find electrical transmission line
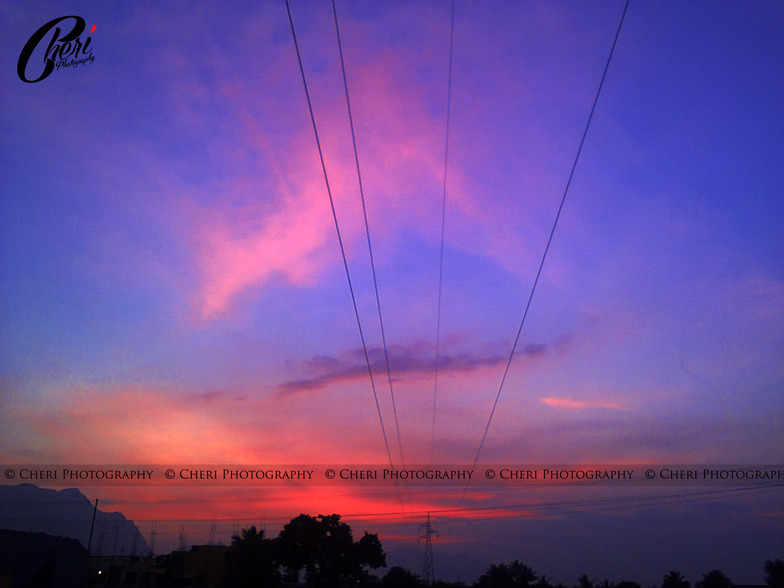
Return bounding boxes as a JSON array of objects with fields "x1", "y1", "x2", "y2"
[
  {"x1": 460, "y1": 0, "x2": 631, "y2": 505},
  {"x1": 432, "y1": 0, "x2": 457, "y2": 465},
  {"x1": 331, "y1": 0, "x2": 406, "y2": 467},
  {"x1": 284, "y1": 0, "x2": 400, "y2": 484}
]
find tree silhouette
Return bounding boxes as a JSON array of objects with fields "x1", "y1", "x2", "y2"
[
  {"x1": 765, "y1": 560, "x2": 784, "y2": 588},
  {"x1": 315, "y1": 514, "x2": 356, "y2": 585},
  {"x1": 277, "y1": 514, "x2": 322, "y2": 584},
  {"x1": 384, "y1": 566, "x2": 424, "y2": 588},
  {"x1": 276, "y1": 513, "x2": 385, "y2": 587},
  {"x1": 662, "y1": 571, "x2": 690, "y2": 588},
  {"x1": 696, "y1": 570, "x2": 732, "y2": 588},
  {"x1": 352, "y1": 531, "x2": 387, "y2": 582},
  {"x1": 474, "y1": 561, "x2": 538, "y2": 588},
  {"x1": 230, "y1": 526, "x2": 281, "y2": 587},
  {"x1": 434, "y1": 580, "x2": 469, "y2": 588},
  {"x1": 578, "y1": 574, "x2": 597, "y2": 588},
  {"x1": 536, "y1": 575, "x2": 554, "y2": 588}
]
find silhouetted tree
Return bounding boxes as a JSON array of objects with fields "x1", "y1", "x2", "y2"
[
  {"x1": 615, "y1": 581, "x2": 640, "y2": 588},
  {"x1": 474, "y1": 561, "x2": 538, "y2": 588},
  {"x1": 662, "y1": 571, "x2": 690, "y2": 588},
  {"x1": 578, "y1": 575, "x2": 597, "y2": 588},
  {"x1": 765, "y1": 560, "x2": 784, "y2": 588},
  {"x1": 276, "y1": 513, "x2": 385, "y2": 587},
  {"x1": 384, "y1": 566, "x2": 424, "y2": 588},
  {"x1": 277, "y1": 514, "x2": 322, "y2": 584},
  {"x1": 599, "y1": 580, "x2": 615, "y2": 588},
  {"x1": 230, "y1": 526, "x2": 281, "y2": 587},
  {"x1": 352, "y1": 531, "x2": 387, "y2": 583},
  {"x1": 696, "y1": 570, "x2": 732, "y2": 588},
  {"x1": 434, "y1": 580, "x2": 468, "y2": 588},
  {"x1": 316, "y1": 514, "x2": 356, "y2": 586}
]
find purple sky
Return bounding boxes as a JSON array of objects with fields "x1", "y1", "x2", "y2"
[{"x1": 1, "y1": 0, "x2": 783, "y2": 584}]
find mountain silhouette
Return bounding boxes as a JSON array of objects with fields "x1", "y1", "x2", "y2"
[{"x1": 0, "y1": 483, "x2": 149, "y2": 556}]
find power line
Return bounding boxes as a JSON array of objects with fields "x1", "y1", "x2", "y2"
[
  {"x1": 462, "y1": 0, "x2": 631, "y2": 503},
  {"x1": 331, "y1": 483, "x2": 782, "y2": 522},
  {"x1": 432, "y1": 0, "x2": 457, "y2": 465},
  {"x1": 331, "y1": 0, "x2": 406, "y2": 468},
  {"x1": 12, "y1": 484, "x2": 776, "y2": 529},
  {"x1": 284, "y1": 0, "x2": 398, "y2": 485}
]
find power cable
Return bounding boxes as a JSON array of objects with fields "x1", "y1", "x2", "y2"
[
  {"x1": 461, "y1": 0, "x2": 631, "y2": 505},
  {"x1": 331, "y1": 0, "x2": 406, "y2": 468},
  {"x1": 13, "y1": 483, "x2": 777, "y2": 528},
  {"x1": 431, "y1": 0, "x2": 457, "y2": 464},
  {"x1": 284, "y1": 0, "x2": 399, "y2": 498}
]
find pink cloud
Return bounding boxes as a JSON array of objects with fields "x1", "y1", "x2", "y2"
[
  {"x1": 179, "y1": 47, "x2": 456, "y2": 319},
  {"x1": 187, "y1": 188, "x2": 334, "y2": 320},
  {"x1": 539, "y1": 396, "x2": 625, "y2": 411},
  {"x1": 173, "y1": 17, "x2": 572, "y2": 321}
]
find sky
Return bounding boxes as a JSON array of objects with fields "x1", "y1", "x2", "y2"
[{"x1": 1, "y1": 0, "x2": 783, "y2": 584}]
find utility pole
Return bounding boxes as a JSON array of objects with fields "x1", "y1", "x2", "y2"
[
  {"x1": 418, "y1": 513, "x2": 438, "y2": 585},
  {"x1": 148, "y1": 521, "x2": 157, "y2": 557},
  {"x1": 81, "y1": 498, "x2": 99, "y2": 587},
  {"x1": 95, "y1": 523, "x2": 105, "y2": 556},
  {"x1": 208, "y1": 520, "x2": 217, "y2": 545},
  {"x1": 130, "y1": 529, "x2": 139, "y2": 557}
]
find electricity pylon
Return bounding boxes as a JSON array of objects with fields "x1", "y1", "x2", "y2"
[{"x1": 418, "y1": 513, "x2": 438, "y2": 585}]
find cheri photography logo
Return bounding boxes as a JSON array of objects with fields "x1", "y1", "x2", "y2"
[{"x1": 17, "y1": 15, "x2": 96, "y2": 83}]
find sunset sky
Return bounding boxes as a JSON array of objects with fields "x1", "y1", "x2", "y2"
[{"x1": 1, "y1": 0, "x2": 783, "y2": 584}]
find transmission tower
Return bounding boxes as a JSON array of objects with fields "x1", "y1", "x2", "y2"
[
  {"x1": 179, "y1": 525, "x2": 187, "y2": 551},
  {"x1": 418, "y1": 513, "x2": 438, "y2": 585}
]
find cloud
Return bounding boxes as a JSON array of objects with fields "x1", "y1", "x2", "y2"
[
  {"x1": 539, "y1": 396, "x2": 625, "y2": 411},
  {"x1": 177, "y1": 32, "x2": 460, "y2": 320},
  {"x1": 3, "y1": 376, "x2": 422, "y2": 465},
  {"x1": 188, "y1": 188, "x2": 334, "y2": 320},
  {"x1": 174, "y1": 7, "x2": 576, "y2": 321},
  {"x1": 277, "y1": 340, "x2": 553, "y2": 396},
  {"x1": 12, "y1": 386, "x2": 264, "y2": 463}
]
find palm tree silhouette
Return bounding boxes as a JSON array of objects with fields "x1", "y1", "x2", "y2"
[{"x1": 662, "y1": 571, "x2": 690, "y2": 588}]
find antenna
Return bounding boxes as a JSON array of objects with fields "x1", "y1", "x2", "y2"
[
  {"x1": 418, "y1": 513, "x2": 439, "y2": 585},
  {"x1": 179, "y1": 524, "x2": 187, "y2": 551}
]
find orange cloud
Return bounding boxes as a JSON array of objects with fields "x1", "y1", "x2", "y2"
[
  {"x1": 5, "y1": 378, "x2": 420, "y2": 466},
  {"x1": 12, "y1": 386, "x2": 263, "y2": 463}
]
